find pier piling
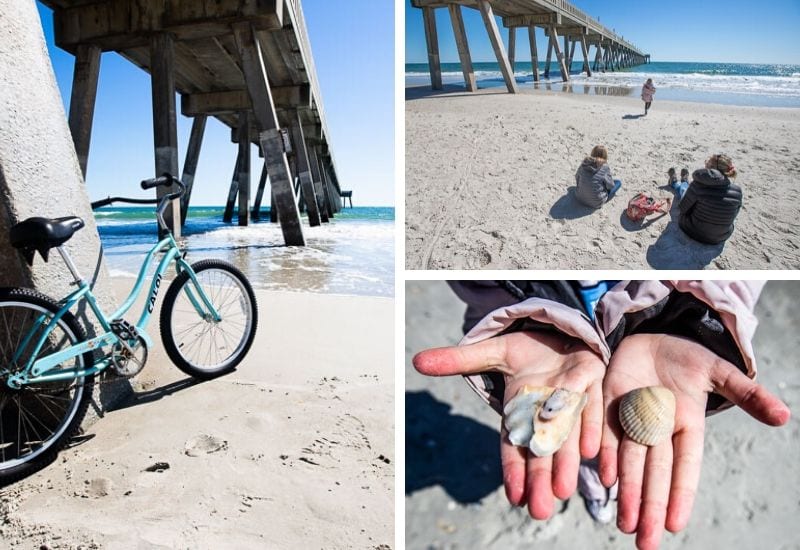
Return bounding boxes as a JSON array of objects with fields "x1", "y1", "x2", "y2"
[{"x1": 412, "y1": 0, "x2": 648, "y2": 91}]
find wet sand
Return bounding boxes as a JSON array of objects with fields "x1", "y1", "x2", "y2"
[
  {"x1": 405, "y1": 281, "x2": 799, "y2": 549},
  {"x1": 405, "y1": 87, "x2": 800, "y2": 269}
]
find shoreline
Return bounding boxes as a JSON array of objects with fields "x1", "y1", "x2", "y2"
[
  {"x1": 405, "y1": 87, "x2": 800, "y2": 270},
  {"x1": 0, "y1": 281, "x2": 394, "y2": 548}
]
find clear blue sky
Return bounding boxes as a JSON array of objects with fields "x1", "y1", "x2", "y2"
[
  {"x1": 406, "y1": 0, "x2": 800, "y2": 64},
  {"x1": 38, "y1": 0, "x2": 395, "y2": 206}
]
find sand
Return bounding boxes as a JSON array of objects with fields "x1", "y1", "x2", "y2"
[
  {"x1": 405, "y1": 280, "x2": 800, "y2": 549},
  {"x1": 405, "y1": 87, "x2": 800, "y2": 269},
  {"x1": 0, "y1": 280, "x2": 394, "y2": 549}
]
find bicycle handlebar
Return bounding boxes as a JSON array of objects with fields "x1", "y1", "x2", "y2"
[{"x1": 91, "y1": 174, "x2": 186, "y2": 234}]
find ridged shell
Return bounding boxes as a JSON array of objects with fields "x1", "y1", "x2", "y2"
[
  {"x1": 503, "y1": 385, "x2": 587, "y2": 457},
  {"x1": 618, "y1": 386, "x2": 676, "y2": 446}
]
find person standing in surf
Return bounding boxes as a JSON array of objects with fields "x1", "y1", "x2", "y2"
[{"x1": 641, "y1": 78, "x2": 656, "y2": 115}]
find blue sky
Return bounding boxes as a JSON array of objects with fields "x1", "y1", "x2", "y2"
[
  {"x1": 38, "y1": 0, "x2": 395, "y2": 206},
  {"x1": 406, "y1": 0, "x2": 800, "y2": 64}
]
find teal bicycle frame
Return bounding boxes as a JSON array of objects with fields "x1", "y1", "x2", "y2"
[{"x1": 5, "y1": 232, "x2": 222, "y2": 389}]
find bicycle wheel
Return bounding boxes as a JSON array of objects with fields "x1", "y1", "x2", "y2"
[
  {"x1": 0, "y1": 287, "x2": 94, "y2": 485},
  {"x1": 160, "y1": 259, "x2": 258, "y2": 379}
]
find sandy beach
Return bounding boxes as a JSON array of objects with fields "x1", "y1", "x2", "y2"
[
  {"x1": 0, "y1": 280, "x2": 394, "y2": 549},
  {"x1": 405, "y1": 87, "x2": 800, "y2": 269},
  {"x1": 405, "y1": 280, "x2": 800, "y2": 549}
]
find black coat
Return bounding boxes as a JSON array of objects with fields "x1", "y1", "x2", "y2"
[{"x1": 679, "y1": 169, "x2": 742, "y2": 244}]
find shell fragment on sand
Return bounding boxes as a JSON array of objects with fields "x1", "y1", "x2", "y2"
[
  {"x1": 618, "y1": 386, "x2": 676, "y2": 446},
  {"x1": 503, "y1": 385, "x2": 588, "y2": 457}
]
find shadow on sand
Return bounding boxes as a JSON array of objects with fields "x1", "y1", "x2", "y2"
[
  {"x1": 645, "y1": 201, "x2": 725, "y2": 268},
  {"x1": 406, "y1": 391, "x2": 501, "y2": 504},
  {"x1": 549, "y1": 187, "x2": 597, "y2": 220},
  {"x1": 110, "y1": 376, "x2": 203, "y2": 412},
  {"x1": 622, "y1": 114, "x2": 646, "y2": 120}
]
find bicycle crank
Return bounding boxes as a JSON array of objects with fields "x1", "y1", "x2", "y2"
[{"x1": 110, "y1": 319, "x2": 148, "y2": 377}]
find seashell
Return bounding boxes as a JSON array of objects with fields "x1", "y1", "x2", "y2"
[
  {"x1": 503, "y1": 385, "x2": 587, "y2": 457},
  {"x1": 618, "y1": 386, "x2": 676, "y2": 446}
]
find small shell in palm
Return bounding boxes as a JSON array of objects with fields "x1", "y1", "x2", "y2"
[
  {"x1": 618, "y1": 386, "x2": 676, "y2": 446},
  {"x1": 503, "y1": 385, "x2": 588, "y2": 457}
]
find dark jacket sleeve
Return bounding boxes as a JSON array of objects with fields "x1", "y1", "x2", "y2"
[
  {"x1": 679, "y1": 183, "x2": 698, "y2": 215},
  {"x1": 602, "y1": 165, "x2": 615, "y2": 191}
]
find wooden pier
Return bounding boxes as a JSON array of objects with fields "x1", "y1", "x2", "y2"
[
  {"x1": 40, "y1": 0, "x2": 343, "y2": 245},
  {"x1": 412, "y1": 0, "x2": 650, "y2": 93}
]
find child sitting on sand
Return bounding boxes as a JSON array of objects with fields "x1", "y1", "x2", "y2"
[
  {"x1": 575, "y1": 145, "x2": 621, "y2": 209},
  {"x1": 675, "y1": 154, "x2": 743, "y2": 244}
]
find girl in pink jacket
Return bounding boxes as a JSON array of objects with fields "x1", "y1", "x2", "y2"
[{"x1": 642, "y1": 78, "x2": 656, "y2": 115}]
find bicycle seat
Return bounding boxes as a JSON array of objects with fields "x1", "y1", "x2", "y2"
[{"x1": 9, "y1": 216, "x2": 85, "y2": 264}]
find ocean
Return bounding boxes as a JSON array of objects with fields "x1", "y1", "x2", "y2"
[
  {"x1": 96, "y1": 206, "x2": 394, "y2": 298},
  {"x1": 405, "y1": 61, "x2": 800, "y2": 108}
]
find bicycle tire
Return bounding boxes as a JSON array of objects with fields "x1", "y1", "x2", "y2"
[
  {"x1": 160, "y1": 260, "x2": 258, "y2": 379},
  {"x1": 0, "y1": 287, "x2": 94, "y2": 486}
]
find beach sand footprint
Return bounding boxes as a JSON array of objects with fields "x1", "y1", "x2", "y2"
[{"x1": 184, "y1": 434, "x2": 228, "y2": 457}]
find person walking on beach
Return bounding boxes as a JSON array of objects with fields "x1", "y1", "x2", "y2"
[
  {"x1": 641, "y1": 78, "x2": 656, "y2": 115},
  {"x1": 574, "y1": 145, "x2": 621, "y2": 209},
  {"x1": 676, "y1": 154, "x2": 743, "y2": 244}
]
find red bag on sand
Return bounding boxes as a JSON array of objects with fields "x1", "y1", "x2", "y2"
[{"x1": 626, "y1": 193, "x2": 671, "y2": 222}]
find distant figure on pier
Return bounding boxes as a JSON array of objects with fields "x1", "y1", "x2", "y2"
[
  {"x1": 574, "y1": 145, "x2": 622, "y2": 209},
  {"x1": 641, "y1": 78, "x2": 656, "y2": 115},
  {"x1": 676, "y1": 154, "x2": 743, "y2": 244}
]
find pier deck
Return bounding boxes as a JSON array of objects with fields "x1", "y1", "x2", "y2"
[{"x1": 40, "y1": 0, "x2": 343, "y2": 244}]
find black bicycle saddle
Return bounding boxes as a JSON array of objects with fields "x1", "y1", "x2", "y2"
[{"x1": 9, "y1": 216, "x2": 85, "y2": 264}]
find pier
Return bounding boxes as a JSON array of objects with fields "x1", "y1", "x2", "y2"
[
  {"x1": 412, "y1": 0, "x2": 650, "y2": 93},
  {"x1": 39, "y1": 0, "x2": 343, "y2": 245}
]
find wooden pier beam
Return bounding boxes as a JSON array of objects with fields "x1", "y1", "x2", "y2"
[
  {"x1": 547, "y1": 25, "x2": 569, "y2": 82},
  {"x1": 252, "y1": 163, "x2": 268, "y2": 219},
  {"x1": 448, "y1": 4, "x2": 476, "y2": 92},
  {"x1": 306, "y1": 143, "x2": 330, "y2": 222},
  {"x1": 233, "y1": 23, "x2": 304, "y2": 246},
  {"x1": 236, "y1": 111, "x2": 250, "y2": 226},
  {"x1": 579, "y1": 34, "x2": 592, "y2": 77},
  {"x1": 422, "y1": 7, "x2": 443, "y2": 90},
  {"x1": 68, "y1": 44, "x2": 101, "y2": 178},
  {"x1": 527, "y1": 26, "x2": 539, "y2": 82},
  {"x1": 567, "y1": 39, "x2": 576, "y2": 72},
  {"x1": 150, "y1": 33, "x2": 181, "y2": 238},
  {"x1": 289, "y1": 111, "x2": 321, "y2": 227},
  {"x1": 544, "y1": 38, "x2": 553, "y2": 78},
  {"x1": 593, "y1": 42, "x2": 602, "y2": 72},
  {"x1": 180, "y1": 114, "x2": 206, "y2": 226},
  {"x1": 316, "y1": 150, "x2": 335, "y2": 218},
  {"x1": 223, "y1": 152, "x2": 241, "y2": 223},
  {"x1": 477, "y1": 0, "x2": 518, "y2": 93},
  {"x1": 508, "y1": 27, "x2": 516, "y2": 73}
]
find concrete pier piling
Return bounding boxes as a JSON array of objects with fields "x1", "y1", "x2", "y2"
[
  {"x1": 39, "y1": 0, "x2": 343, "y2": 245},
  {"x1": 412, "y1": 0, "x2": 649, "y2": 92}
]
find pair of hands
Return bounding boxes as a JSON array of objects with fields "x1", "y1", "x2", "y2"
[{"x1": 413, "y1": 331, "x2": 790, "y2": 550}]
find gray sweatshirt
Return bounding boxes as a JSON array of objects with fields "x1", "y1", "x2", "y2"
[{"x1": 575, "y1": 158, "x2": 615, "y2": 209}]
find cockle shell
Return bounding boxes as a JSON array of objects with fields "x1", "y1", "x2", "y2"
[
  {"x1": 618, "y1": 386, "x2": 676, "y2": 446},
  {"x1": 503, "y1": 385, "x2": 587, "y2": 457}
]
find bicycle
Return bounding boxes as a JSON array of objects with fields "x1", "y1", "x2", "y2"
[{"x1": 0, "y1": 174, "x2": 258, "y2": 484}]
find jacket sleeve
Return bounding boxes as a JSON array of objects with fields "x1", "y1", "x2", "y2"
[
  {"x1": 679, "y1": 183, "x2": 698, "y2": 215},
  {"x1": 595, "y1": 281, "x2": 764, "y2": 414},
  {"x1": 450, "y1": 281, "x2": 611, "y2": 414},
  {"x1": 602, "y1": 165, "x2": 615, "y2": 191}
]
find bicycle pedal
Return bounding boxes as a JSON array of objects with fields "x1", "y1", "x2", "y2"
[{"x1": 110, "y1": 319, "x2": 139, "y2": 340}]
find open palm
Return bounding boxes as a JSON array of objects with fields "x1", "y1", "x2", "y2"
[
  {"x1": 413, "y1": 331, "x2": 606, "y2": 519},
  {"x1": 599, "y1": 333, "x2": 790, "y2": 550}
]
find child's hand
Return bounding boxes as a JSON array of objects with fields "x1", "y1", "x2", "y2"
[
  {"x1": 413, "y1": 331, "x2": 606, "y2": 519},
  {"x1": 599, "y1": 333, "x2": 790, "y2": 550}
]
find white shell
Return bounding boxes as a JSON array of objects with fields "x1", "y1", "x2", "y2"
[
  {"x1": 503, "y1": 385, "x2": 587, "y2": 457},
  {"x1": 618, "y1": 386, "x2": 676, "y2": 446}
]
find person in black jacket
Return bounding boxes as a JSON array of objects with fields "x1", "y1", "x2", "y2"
[{"x1": 677, "y1": 154, "x2": 742, "y2": 244}]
